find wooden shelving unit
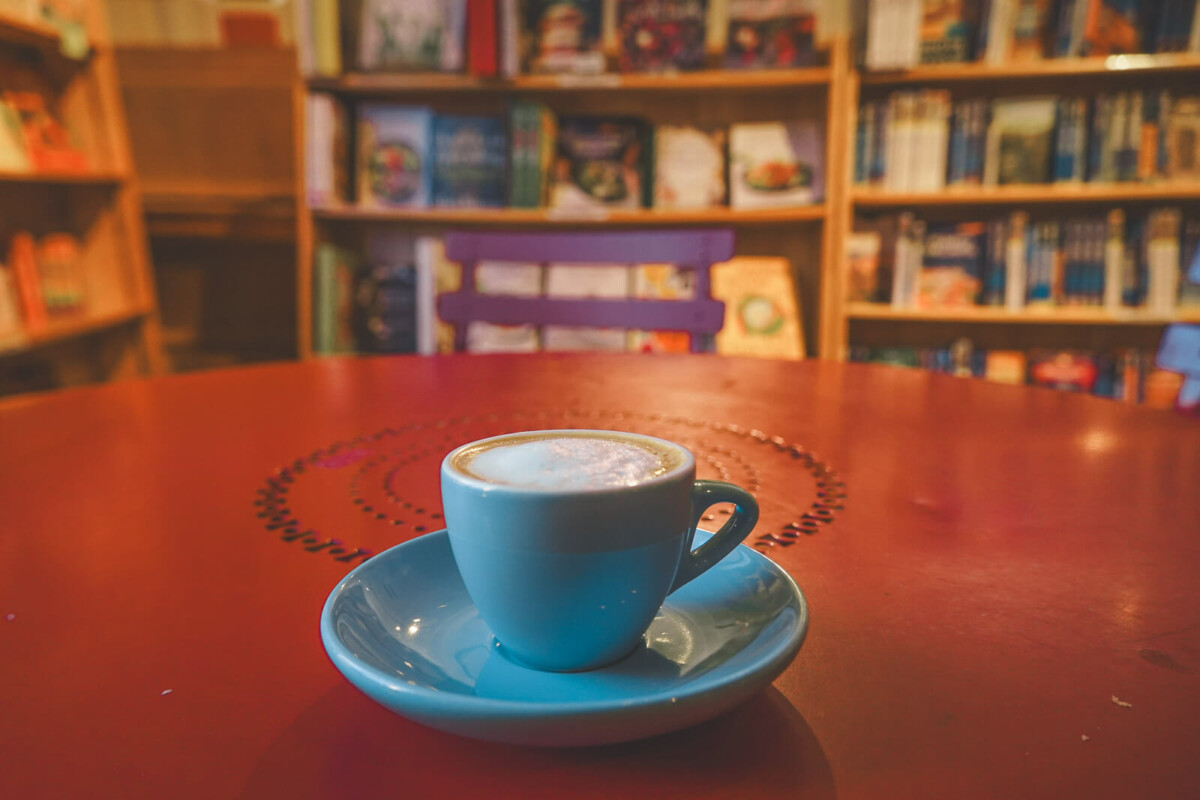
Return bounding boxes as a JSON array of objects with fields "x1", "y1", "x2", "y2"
[
  {"x1": 300, "y1": 43, "x2": 846, "y2": 360},
  {"x1": 0, "y1": 3, "x2": 163, "y2": 395},
  {"x1": 820, "y1": 51, "x2": 1200, "y2": 361}
]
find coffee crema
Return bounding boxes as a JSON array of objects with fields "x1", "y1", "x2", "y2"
[{"x1": 450, "y1": 432, "x2": 685, "y2": 490}]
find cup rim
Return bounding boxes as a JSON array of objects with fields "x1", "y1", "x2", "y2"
[{"x1": 441, "y1": 429, "x2": 696, "y2": 496}]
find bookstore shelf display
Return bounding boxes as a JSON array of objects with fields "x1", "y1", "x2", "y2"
[
  {"x1": 296, "y1": 0, "x2": 842, "y2": 361},
  {"x1": 0, "y1": 1, "x2": 163, "y2": 394}
]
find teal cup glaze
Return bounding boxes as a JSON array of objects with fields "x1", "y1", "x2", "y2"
[{"x1": 441, "y1": 430, "x2": 760, "y2": 672}]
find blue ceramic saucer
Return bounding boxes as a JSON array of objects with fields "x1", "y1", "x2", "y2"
[{"x1": 320, "y1": 530, "x2": 808, "y2": 747}]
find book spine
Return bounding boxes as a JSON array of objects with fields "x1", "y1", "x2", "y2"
[
  {"x1": 1103, "y1": 92, "x2": 1127, "y2": 183},
  {"x1": 1005, "y1": 211, "x2": 1028, "y2": 311},
  {"x1": 871, "y1": 99, "x2": 889, "y2": 186},
  {"x1": 948, "y1": 101, "x2": 968, "y2": 186},
  {"x1": 983, "y1": 98, "x2": 1000, "y2": 186},
  {"x1": 983, "y1": 217, "x2": 1008, "y2": 305},
  {"x1": 892, "y1": 212, "x2": 923, "y2": 309},
  {"x1": 1121, "y1": 90, "x2": 1143, "y2": 182},
  {"x1": 1027, "y1": 221, "x2": 1051, "y2": 305},
  {"x1": 932, "y1": 91, "x2": 951, "y2": 191},
  {"x1": 1053, "y1": 0, "x2": 1076, "y2": 56},
  {"x1": 1053, "y1": 97, "x2": 1071, "y2": 182},
  {"x1": 1103, "y1": 208, "x2": 1125, "y2": 309},
  {"x1": 1147, "y1": 207, "x2": 1182, "y2": 314},
  {"x1": 467, "y1": 0, "x2": 498, "y2": 77},
  {"x1": 855, "y1": 103, "x2": 871, "y2": 185}
]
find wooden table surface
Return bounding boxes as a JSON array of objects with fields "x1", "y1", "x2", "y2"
[{"x1": 1, "y1": 354, "x2": 1198, "y2": 799}]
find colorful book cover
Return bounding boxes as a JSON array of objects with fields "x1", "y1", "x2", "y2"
[
  {"x1": 413, "y1": 235, "x2": 461, "y2": 354},
  {"x1": 729, "y1": 120, "x2": 823, "y2": 208},
  {"x1": 466, "y1": 261, "x2": 543, "y2": 353},
  {"x1": 357, "y1": 105, "x2": 433, "y2": 208},
  {"x1": 627, "y1": 263, "x2": 695, "y2": 353},
  {"x1": 1080, "y1": 0, "x2": 1143, "y2": 56},
  {"x1": 725, "y1": 0, "x2": 816, "y2": 69},
  {"x1": 1028, "y1": 350, "x2": 1101, "y2": 392},
  {"x1": 845, "y1": 231, "x2": 882, "y2": 303},
  {"x1": 919, "y1": 0, "x2": 972, "y2": 63},
  {"x1": 431, "y1": 114, "x2": 508, "y2": 208},
  {"x1": 358, "y1": 0, "x2": 465, "y2": 71},
  {"x1": 892, "y1": 212, "x2": 926, "y2": 309},
  {"x1": 981, "y1": 217, "x2": 1008, "y2": 305},
  {"x1": 916, "y1": 222, "x2": 985, "y2": 308},
  {"x1": 985, "y1": 96, "x2": 1056, "y2": 185},
  {"x1": 542, "y1": 263, "x2": 631, "y2": 351},
  {"x1": 617, "y1": 0, "x2": 707, "y2": 73},
  {"x1": 524, "y1": 0, "x2": 606, "y2": 74},
  {"x1": 354, "y1": 262, "x2": 419, "y2": 354},
  {"x1": 550, "y1": 117, "x2": 645, "y2": 210},
  {"x1": 653, "y1": 124, "x2": 727, "y2": 209},
  {"x1": 711, "y1": 256, "x2": 804, "y2": 359}
]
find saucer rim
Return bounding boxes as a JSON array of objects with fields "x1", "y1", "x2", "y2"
[{"x1": 320, "y1": 529, "x2": 808, "y2": 720}]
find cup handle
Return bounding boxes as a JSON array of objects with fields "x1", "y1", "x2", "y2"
[{"x1": 669, "y1": 480, "x2": 759, "y2": 594}]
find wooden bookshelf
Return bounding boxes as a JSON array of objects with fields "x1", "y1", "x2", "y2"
[
  {"x1": 309, "y1": 67, "x2": 831, "y2": 95},
  {"x1": 0, "y1": 2, "x2": 163, "y2": 394},
  {"x1": 853, "y1": 183, "x2": 1200, "y2": 208},
  {"x1": 859, "y1": 53, "x2": 1200, "y2": 85},
  {"x1": 845, "y1": 303, "x2": 1200, "y2": 326},
  {"x1": 312, "y1": 204, "x2": 826, "y2": 226}
]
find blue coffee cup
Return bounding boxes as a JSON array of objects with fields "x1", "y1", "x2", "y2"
[{"x1": 441, "y1": 430, "x2": 759, "y2": 672}]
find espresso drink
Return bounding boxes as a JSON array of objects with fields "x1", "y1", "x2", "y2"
[{"x1": 450, "y1": 431, "x2": 685, "y2": 491}]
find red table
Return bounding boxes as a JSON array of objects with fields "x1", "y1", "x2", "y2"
[{"x1": 2, "y1": 354, "x2": 1198, "y2": 799}]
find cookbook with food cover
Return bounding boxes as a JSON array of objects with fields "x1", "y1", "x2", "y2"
[
  {"x1": 357, "y1": 104, "x2": 433, "y2": 208},
  {"x1": 729, "y1": 120, "x2": 823, "y2": 209},
  {"x1": 550, "y1": 116, "x2": 647, "y2": 210},
  {"x1": 653, "y1": 124, "x2": 727, "y2": 209},
  {"x1": 617, "y1": 0, "x2": 707, "y2": 73}
]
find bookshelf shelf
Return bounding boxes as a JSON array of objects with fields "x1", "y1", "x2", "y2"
[
  {"x1": 312, "y1": 204, "x2": 826, "y2": 226},
  {"x1": 846, "y1": 303, "x2": 1200, "y2": 326},
  {"x1": 859, "y1": 53, "x2": 1200, "y2": 85},
  {"x1": 0, "y1": 11, "x2": 61, "y2": 51},
  {"x1": 0, "y1": 170, "x2": 126, "y2": 186},
  {"x1": 0, "y1": 307, "x2": 150, "y2": 358},
  {"x1": 852, "y1": 183, "x2": 1200, "y2": 207},
  {"x1": 309, "y1": 67, "x2": 831, "y2": 95}
]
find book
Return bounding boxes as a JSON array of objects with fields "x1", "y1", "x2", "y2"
[
  {"x1": 4, "y1": 90, "x2": 88, "y2": 172},
  {"x1": 414, "y1": 236, "x2": 463, "y2": 354},
  {"x1": 846, "y1": 230, "x2": 882, "y2": 303},
  {"x1": 550, "y1": 117, "x2": 646, "y2": 210},
  {"x1": 305, "y1": 94, "x2": 349, "y2": 206},
  {"x1": 1080, "y1": 0, "x2": 1143, "y2": 55},
  {"x1": 724, "y1": 0, "x2": 816, "y2": 69},
  {"x1": 0, "y1": 96, "x2": 29, "y2": 172},
  {"x1": 542, "y1": 263, "x2": 631, "y2": 351},
  {"x1": 981, "y1": 217, "x2": 1008, "y2": 305},
  {"x1": 0, "y1": 264, "x2": 20, "y2": 339},
  {"x1": 919, "y1": 0, "x2": 973, "y2": 63},
  {"x1": 357, "y1": 105, "x2": 434, "y2": 208},
  {"x1": 524, "y1": 0, "x2": 606, "y2": 74},
  {"x1": 1165, "y1": 96, "x2": 1200, "y2": 181},
  {"x1": 728, "y1": 120, "x2": 823, "y2": 208},
  {"x1": 354, "y1": 261, "x2": 419, "y2": 354},
  {"x1": 8, "y1": 232, "x2": 46, "y2": 330},
  {"x1": 618, "y1": 0, "x2": 708, "y2": 72},
  {"x1": 891, "y1": 212, "x2": 926, "y2": 309},
  {"x1": 35, "y1": 234, "x2": 84, "y2": 315},
  {"x1": 358, "y1": 0, "x2": 466, "y2": 72},
  {"x1": 917, "y1": 222, "x2": 985, "y2": 308},
  {"x1": 711, "y1": 256, "x2": 804, "y2": 359},
  {"x1": 984, "y1": 350, "x2": 1028, "y2": 384},
  {"x1": 1145, "y1": 207, "x2": 1181, "y2": 314},
  {"x1": 467, "y1": 0, "x2": 499, "y2": 76},
  {"x1": 431, "y1": 114, "x2": 508, "y2": 208},
  {"x1": 627, "y1": 263, "x2": 696, "y2": 353},
  {"x1": 1004, "y1": 211, "x2": 1029, "y2": 311},
  {"x1": 1028, "y1": 350, "x2": 1100, "y2": 392},
  {"x1": 466, "y1": 261, "x2": 542, "y2": 352},
  {"x1": 653, "y1": 124, "x2": 727, "y2": 209},
  {"x1": 984, "y1": 96, "x2": 1056, "y2": 185},
  {"x1": 1009, "y1": 0, "x2": 1051, "y2": 60},
  {"x1": 312, "y1": 242, "x2": 358, "y2": 355}
]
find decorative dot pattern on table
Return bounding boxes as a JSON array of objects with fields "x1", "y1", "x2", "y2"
[{"x1": 253, "y1": 408, "x2": 845, "y2": 566}]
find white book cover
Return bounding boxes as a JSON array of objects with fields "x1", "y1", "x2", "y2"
[
  {"x1": 984, "y1": 0, "x2": 1013, "y2": 64},
  {"x1": 930, "y1": 92, "x2": 951, "y2": 191},
  {"x1": 1147, "y1": 209, "x2": 1182, "y2": 315},
  {"x1": 305, "y1": 95, "x2": 334, "y2": 205},
  {"x1": 899, "y1": 0, "x2": 921, "y2": 67},
  {"x1": 891, "y1": 214, "x2": 924, "y2": 309},
  {"x1": 293, "y1": 0, "x2": 314, "y2": 74},
  {"x1": 1005, "y1": 213, "x2": 1028, "y2": 311},
  {"x1": 413, "y1": 236, "x2": 439, "y2": 356},
  {"x1": 542, "y1": 264, "x2": 630, "y2": 352}
]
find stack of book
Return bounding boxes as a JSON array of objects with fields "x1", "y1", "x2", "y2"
[
  {"x1": 297, "y1": 0, "x2": 821, "y2": 79},
  {"x1": 848, "y1": 208, "x2": 1200, "y2": 314},
  {"x1": 855, "y1": 90, "x2": 1200, "y2": 190},
  {"x1": 863, "y1": 0, "x2": 1200, "y2": 70},
  {"x1": 306, "y1": 100, "x2": 825, "y2": 213},
  {"x1": 311, "y1": 235, "x2": 805, "y2": 358},
  {"x1": 850, "y1": 339, "x2": 1188, "y2": 408}
]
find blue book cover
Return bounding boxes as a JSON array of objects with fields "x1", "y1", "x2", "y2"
[
  {"x1": 1053, "y1": 99, "x2": 1072, "y2": 182},
  {"x1": 981, "y1": 218, "x2": 1008, "y2": 305},
  {"x1": 1053, "y1": 0, "x2": 1077, "y2": 55},
  {"x1": 854, "y1": 102, "x2": 871, "y2": 184},
  {"x1": 357, "y1": 105, "x2": 434, "y2": 208},
  {"x1": 966, "y1": 100, "x2": 987, "y2": 184},
  {"x1": 431, "y1": 114, "x2": 508, "y2": 208}
]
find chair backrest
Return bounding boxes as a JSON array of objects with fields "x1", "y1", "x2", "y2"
[{"x1": 439, "y1": 229, "x2": 735, "y2": 353}]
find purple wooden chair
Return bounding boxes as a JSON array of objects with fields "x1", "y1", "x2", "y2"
[{"x1": 439, "y1": 229, "x2": 735, "y2": 353}]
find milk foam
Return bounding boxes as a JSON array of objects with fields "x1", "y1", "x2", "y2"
[{"x1": 460, "y1": 436, "x2": 675, "y2": 490}]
